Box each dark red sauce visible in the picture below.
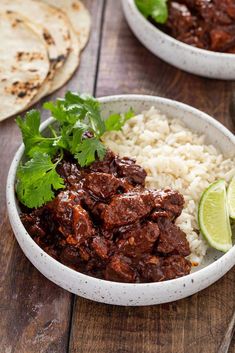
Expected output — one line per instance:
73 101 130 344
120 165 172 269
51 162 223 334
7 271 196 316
158 0 235 53
20 150 191 283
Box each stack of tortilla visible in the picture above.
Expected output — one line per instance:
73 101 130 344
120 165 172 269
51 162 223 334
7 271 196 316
0 0 91 121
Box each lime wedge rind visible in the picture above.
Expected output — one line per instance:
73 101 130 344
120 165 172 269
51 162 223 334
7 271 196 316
228 176 235 220
198 179 232 253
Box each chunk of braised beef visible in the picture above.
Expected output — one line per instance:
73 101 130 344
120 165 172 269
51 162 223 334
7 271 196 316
156 218 190 257
138 254 191 282
88 150 116 174
165 0 235 52
105 254 137 283
78 189 97 211
225 0 235 19
56 160 82 187
167 2 197 37
78 245 92 261
21 150 191 283
46 190 81 237
43 245 59 260
151 189 184 221
162 255 191 280
83 172 124 199
210 26 235 52
101 190 155 229
70 204 95 245
117 221 160 259
90 202 107 221
115 156 147 186
46 190 95 245
119 178 135 192
60 245 80 267
21 213 46 238
91 236 110 260
138 255 165 282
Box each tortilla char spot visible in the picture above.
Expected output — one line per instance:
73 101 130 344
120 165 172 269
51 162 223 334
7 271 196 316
72 2 80 10
16 52 23 60
16 51 45 61
5 79 41 99
55 54 66 63
11 17 23 28
18 91 26 98
43 30 55 46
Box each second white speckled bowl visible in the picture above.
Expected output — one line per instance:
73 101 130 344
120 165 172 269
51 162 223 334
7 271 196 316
6 95 235 306
122 0 235 80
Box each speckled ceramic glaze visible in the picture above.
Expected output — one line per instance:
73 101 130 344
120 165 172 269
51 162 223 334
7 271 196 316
6 95 235 306
122 0 235 80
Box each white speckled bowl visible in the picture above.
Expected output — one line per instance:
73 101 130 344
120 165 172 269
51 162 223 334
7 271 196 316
122 0 235 80
6 95 235 306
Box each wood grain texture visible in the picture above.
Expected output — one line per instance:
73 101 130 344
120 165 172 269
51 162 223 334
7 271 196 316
218 310 235 353
70 1 235 353
68 271 235 353
0 1 103 352
1 0 235 352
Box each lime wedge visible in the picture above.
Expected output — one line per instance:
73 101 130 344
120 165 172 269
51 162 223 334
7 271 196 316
228 176 235 220
198 179 232 252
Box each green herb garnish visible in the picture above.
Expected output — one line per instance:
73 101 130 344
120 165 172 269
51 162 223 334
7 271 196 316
16 92 134 208
16 152 65 208
135 0 168 24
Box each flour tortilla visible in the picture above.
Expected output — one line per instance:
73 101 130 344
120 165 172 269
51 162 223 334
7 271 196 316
0 12 50 121
0 0 73 106
38 0 90 93
0 0 71 69
27 7 76 105
46 21 80 94
40 0 91 50
18 17 53 106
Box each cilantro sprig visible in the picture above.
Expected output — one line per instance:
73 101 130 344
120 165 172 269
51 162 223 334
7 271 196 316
16 152 65 208
135 0 168 24
16 92 134 208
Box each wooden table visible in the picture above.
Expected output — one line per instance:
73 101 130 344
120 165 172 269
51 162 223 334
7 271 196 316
1 1 235 352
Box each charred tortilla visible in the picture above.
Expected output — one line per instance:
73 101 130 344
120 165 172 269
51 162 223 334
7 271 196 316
0 0 71 69
0 0 72 105
0 12 50 121
38 0 91 93
40 0 91 50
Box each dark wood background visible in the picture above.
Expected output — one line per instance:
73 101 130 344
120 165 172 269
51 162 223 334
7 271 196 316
1 1 235 352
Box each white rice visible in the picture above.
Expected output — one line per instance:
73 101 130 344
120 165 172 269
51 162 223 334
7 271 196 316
103 107 235 265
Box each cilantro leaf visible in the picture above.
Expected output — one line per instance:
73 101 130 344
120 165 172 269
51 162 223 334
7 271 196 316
74 137 106 167
45 92 106 136
16 91 135 208
16 152 65 208
43 100 69 123
16 110 40 154
16 110 58 158
105 108 134 131
135 0 168 24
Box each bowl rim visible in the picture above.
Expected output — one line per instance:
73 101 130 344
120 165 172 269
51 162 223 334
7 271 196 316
125 0 235 59
6 94 235 290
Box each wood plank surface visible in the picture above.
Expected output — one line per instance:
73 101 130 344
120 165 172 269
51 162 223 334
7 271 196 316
69 1 235 353
0 1 103 352
1 0 235 353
